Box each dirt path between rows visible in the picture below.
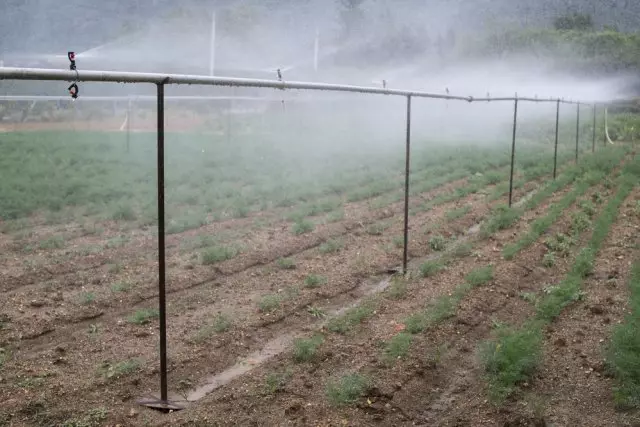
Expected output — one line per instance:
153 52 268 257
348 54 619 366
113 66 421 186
0 149 627 426
129 154 613 426
526 188 640 426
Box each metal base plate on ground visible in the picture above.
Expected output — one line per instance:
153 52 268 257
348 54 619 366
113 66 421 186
137 394 187 412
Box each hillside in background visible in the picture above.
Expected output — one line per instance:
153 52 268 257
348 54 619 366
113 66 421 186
1 1 639 98
1 0 639 57
463 28 640 74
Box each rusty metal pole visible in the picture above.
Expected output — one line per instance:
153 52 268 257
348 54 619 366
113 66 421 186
509 98 518 207
156 83 168 404
592 104 596 153
226 97 232 144
575 103 580 163
126 97 132 153
603 108 607 147
553 99 560 180
402 95 412 274
137 82 183 412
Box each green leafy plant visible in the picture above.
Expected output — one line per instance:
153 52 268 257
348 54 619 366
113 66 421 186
293 334 324 363
388 276 408 300
383 332 413 363
519 292 538 304
103 358 142 380
127 309 159 325
419 260 445 278
607 262 640 409
319 239 343 254
304 274 327 288
292 219 314 235
39 236 65 249
404 312 428 334
200 245 238 265
542 252 556 268
544 233 575 257
446 205 472 221
480 323 543 403
80 292 96 305
307 306 326 318
392 235 404 248
465 265 494 287
571 211 591 234
191 314 232 343
366 223 388 236
578 199 597 217
111 280 133 293
481 154 640 403
276 257 296 270
326 374 369 406
264 370 292 395
428 234 447 252
451 242 473 258
258 294 282 313
592 192 604 204
482 204 522 235
327 299 376 334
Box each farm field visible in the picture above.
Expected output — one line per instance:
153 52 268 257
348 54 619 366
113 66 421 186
0 129 639 426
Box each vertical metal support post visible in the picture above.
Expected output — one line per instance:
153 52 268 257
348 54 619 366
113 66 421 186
603 108 607 147
592 104 596 153
575 103 580 163
508 98 518 207
138 82 181 412
226 98 232 144
553 99 560 180
156 83 168 403
402 95 412 275
126 98 132 153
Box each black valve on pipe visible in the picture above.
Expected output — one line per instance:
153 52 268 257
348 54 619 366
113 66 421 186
67 51 79 99
68 52 76 71
68 83 79 99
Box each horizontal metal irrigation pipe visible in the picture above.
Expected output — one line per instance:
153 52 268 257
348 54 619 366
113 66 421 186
0 65 618 411
0 95 271 102
0 67 596 105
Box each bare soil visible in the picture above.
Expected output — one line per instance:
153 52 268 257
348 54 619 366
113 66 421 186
142 165 616 427
0 149 636 427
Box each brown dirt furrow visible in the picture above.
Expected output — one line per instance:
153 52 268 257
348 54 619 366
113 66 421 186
0 178 494 358
0 170 473 294
0 173 506 351
0 172 533 426
0 154 568 358
376 188 609 426
0 164 463 250
0 157 567 312
0 154 602 426
413 189 624 425
120 166 602 426
2 153 576 300
515 189 640 427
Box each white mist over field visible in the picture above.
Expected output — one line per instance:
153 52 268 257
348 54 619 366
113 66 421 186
0 0 636 151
